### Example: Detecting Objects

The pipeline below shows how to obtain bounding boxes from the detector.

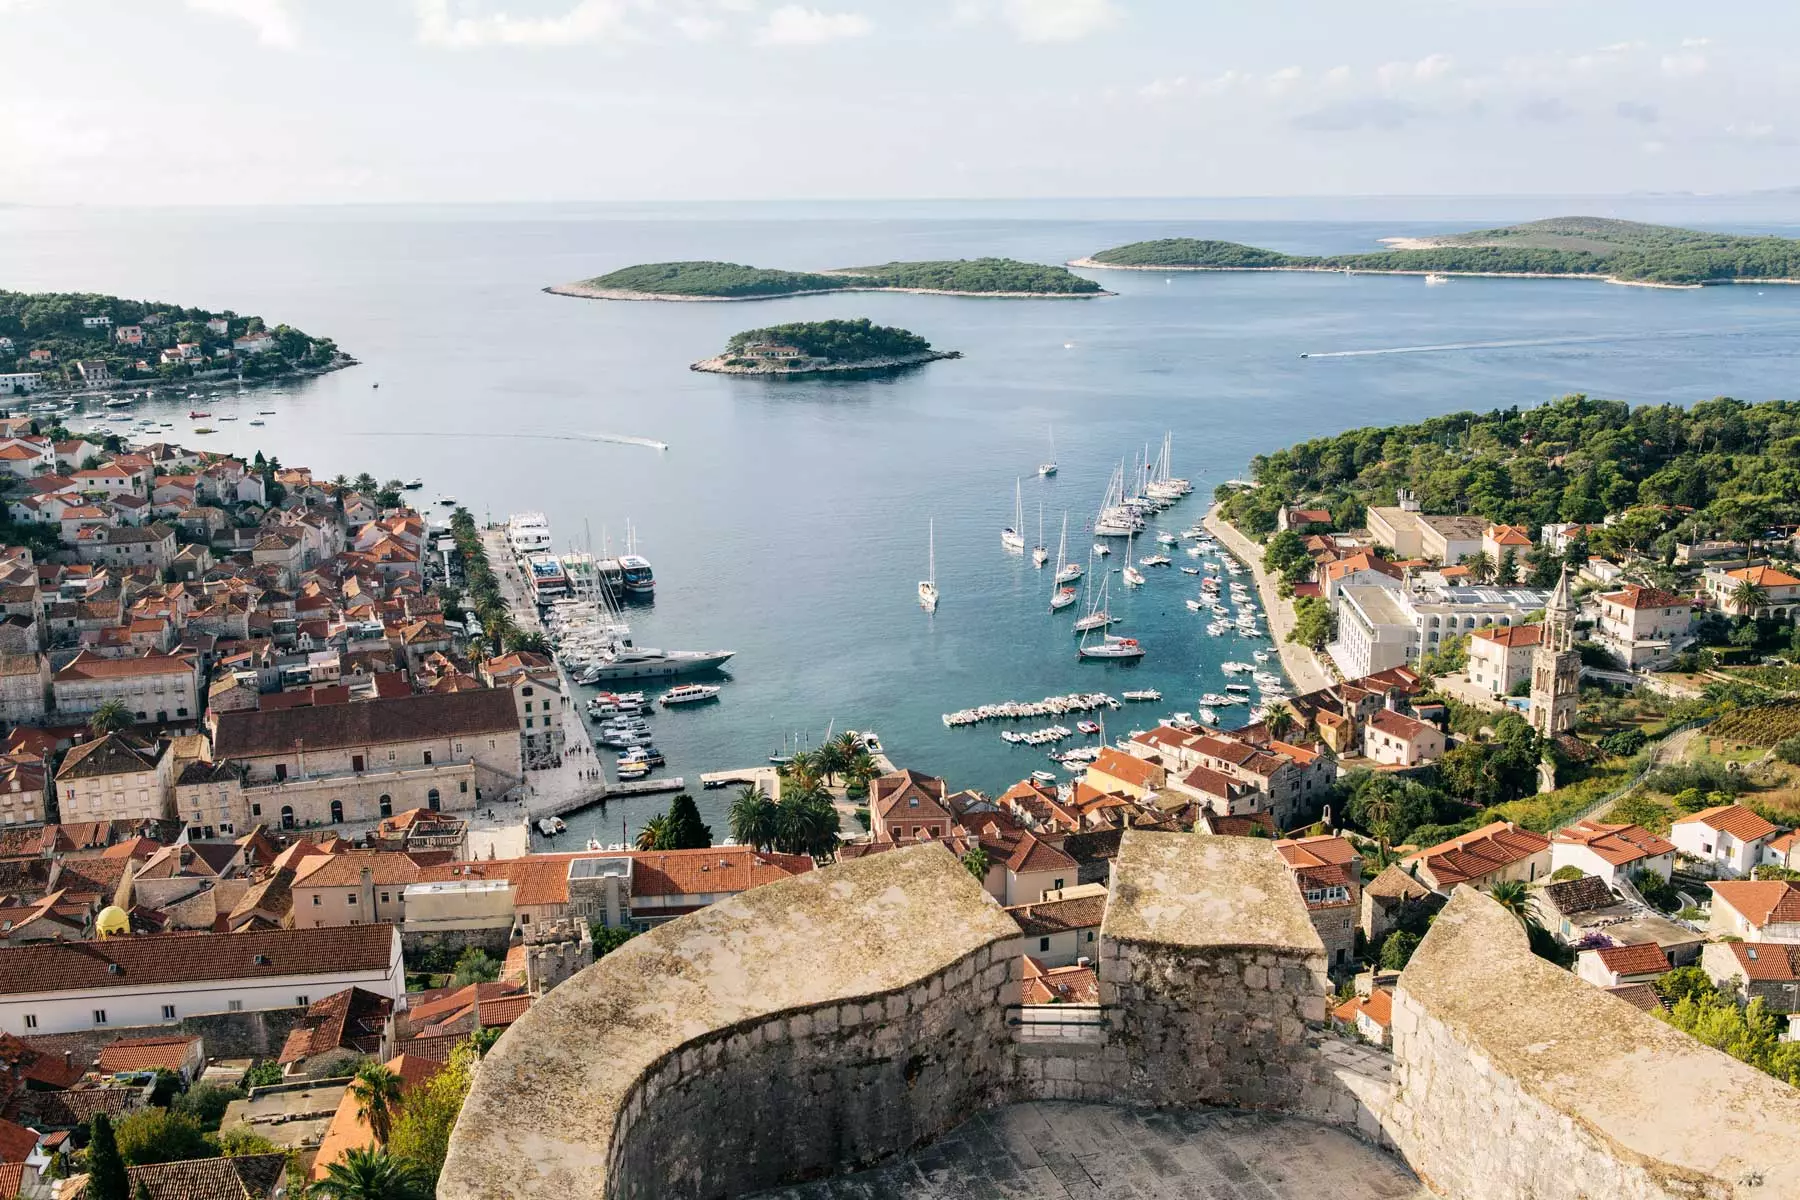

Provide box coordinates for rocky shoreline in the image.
[546,282,1109,303]
[1066,257,1800,291]
[691,350,960,376]
[29,353,359,398]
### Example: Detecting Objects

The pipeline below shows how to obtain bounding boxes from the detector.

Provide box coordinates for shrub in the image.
[1379,931,1421,971]
[1776,735,1800,765]
[1599,728,1647,757]
[1633,869,1681,913]
[1548,865,1586,883]
[174,1083,243,1129]
[1643,760,1745,797]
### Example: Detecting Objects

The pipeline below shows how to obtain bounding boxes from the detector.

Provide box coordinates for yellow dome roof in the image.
[95,905,131,937]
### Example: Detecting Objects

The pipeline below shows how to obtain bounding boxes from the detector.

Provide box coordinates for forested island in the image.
[550,257,1107,301]
[1078,217,1800,286]
[1,289,347,393]
[691,318,957,376]
[1221,394,1800,564]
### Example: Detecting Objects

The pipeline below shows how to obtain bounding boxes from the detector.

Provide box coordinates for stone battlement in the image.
[441,833,1800,1200]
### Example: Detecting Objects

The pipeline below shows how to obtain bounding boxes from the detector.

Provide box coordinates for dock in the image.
[700,766,781,793]
[610,776,685,798]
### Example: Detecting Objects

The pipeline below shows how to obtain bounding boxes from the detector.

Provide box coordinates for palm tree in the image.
[960,845,989,882]
[1731,578,1768,616]
[783,751,823,797]
[729,785,777,852]
[844,750,879,795]
[308,1148,427,1200]
[1487,880,1540,932]
[349,1062,405,1146]
[1264,705,1296,741]
[635,814,670,851]
[1460,550,1495,583]
[88,699,133,736]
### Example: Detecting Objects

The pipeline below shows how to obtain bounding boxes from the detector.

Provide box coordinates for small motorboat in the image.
[1031,769,1058,785]
[1093,543,1111,557]
[403,478,423,489]
[1185,598,1205,612]
[1121,689,1161,702]
[1181,566,1200,576]
[188,410,210,418]
[438,496,456,506]
[248,419,264,426]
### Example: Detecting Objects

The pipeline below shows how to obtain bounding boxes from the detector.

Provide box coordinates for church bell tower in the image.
[1529,565,1581,737]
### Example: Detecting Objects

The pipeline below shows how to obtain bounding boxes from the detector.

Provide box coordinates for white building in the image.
[1702,565,1800,622]
[1466,624,1541,696]
[81,315,113,328]
[0,373,40,396]
[1331,585,1416,680]
[1361,708,1445,767]
[0,925,403,1036]
[1365,497,1486,565]
[1594,584,1692,669]
[1707,880,1800,944]
[1669,805,1780,878]
[1550,819,1676,887]
[53,733,175,823]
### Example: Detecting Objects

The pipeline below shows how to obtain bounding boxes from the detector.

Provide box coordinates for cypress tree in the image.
[663,793,712,850]
[86,1113,130,1200]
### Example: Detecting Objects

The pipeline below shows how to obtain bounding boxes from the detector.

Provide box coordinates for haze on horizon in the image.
[2,0,1798,207]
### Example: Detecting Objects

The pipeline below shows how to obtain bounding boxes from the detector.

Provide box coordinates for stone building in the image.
[1528,566,1580,737]
[52,649,200,724]
[53,733,174,824]
[0,653,49,725]
[1274,834,1362,971]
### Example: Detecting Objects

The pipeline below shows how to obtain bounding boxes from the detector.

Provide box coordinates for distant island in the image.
[550,258,1108,301]
[1075,217,1800,287]
[691,319,959,376]
[0,289,349,395]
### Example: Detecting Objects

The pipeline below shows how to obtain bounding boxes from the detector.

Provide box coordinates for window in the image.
[526,717,534,729]
[381,892,390,904]
[162,1004,176,1020]
[251,803,262,817]
[177,706,188,717]
[274,763,288,781]
[280,805,294,829]
[459,781,468,794]
[93,1010,108,1025]
[1052,878,1065,891]
[296,995,309,1007]
[522,687,534,698]
[388,750,396,762]
[228,1000,243,1013]
[22,1015,36,1030]
[352,755,365,772]
[347,893,357,904]
[330,799,344,824]
[427,788,440,811]
[423,750,433,766]
[1039,937,1050,952]
[1086,931,1095,942]
[379,794,392,818]
[312,895,321,906]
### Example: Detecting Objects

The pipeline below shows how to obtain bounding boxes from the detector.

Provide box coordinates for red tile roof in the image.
[1471,624,1542,648]
[278,986,393,1064]
[1590,942,1670,977]
[1671,804,1778,843]
[95,1035,200,1074]
[1722,564,1800,588]
[1708,880,1800,927]
[0,1120,38,1164]
[1722,941,1800,982]
[1601,584,1688,611]
[1553,820,1674,866]
[1088,747,1164,791]
[213,689,517,758]
[0,925,397,996]
[1275,835,1359,870]
[1404,820,1550,887]
[1366,708,1437,742]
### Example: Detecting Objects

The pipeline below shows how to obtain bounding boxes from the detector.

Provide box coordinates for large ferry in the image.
[506,512,553,557]
[580,646,733,682]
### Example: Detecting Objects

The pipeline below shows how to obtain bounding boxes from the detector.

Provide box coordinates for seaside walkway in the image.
[1203,507,1337,696]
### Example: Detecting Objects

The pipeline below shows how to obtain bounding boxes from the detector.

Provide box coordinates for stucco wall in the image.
[1387,889,1800,1200]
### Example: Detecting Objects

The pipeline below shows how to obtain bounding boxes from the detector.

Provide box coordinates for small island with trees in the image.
[692,318,958,376]
[550,257,1108,301]
[1076,216,1800,287]
[1,288,349,395]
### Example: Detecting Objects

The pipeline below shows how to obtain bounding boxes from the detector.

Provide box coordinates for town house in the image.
[210,689,523,830]
[1402,820,1552,893]
[52,734,174,824]
[1550,819,1676,887]
[1594,584,1692,669]
[1703,565,1800,621]
[1361,708,1445,768]
[1275,835,1362,970]
[869,770,954,842]
[1706,880,1800,943]
[52,649,199,723]
[1466,624,1541,697]
[1669,805,1779,878]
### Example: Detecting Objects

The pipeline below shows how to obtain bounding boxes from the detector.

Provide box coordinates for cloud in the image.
[1265,65,1303,95]
[1001,0,1117,43]
[1660,50,1707,77]
[184,0,296,47]
[1680,36,1711,48]
[1517,96,1574,123]
[414,0,630,48]
[1376,54,1451,90]
[1614,100,1658,124]
[1292,97,1418,132]
[673,14,724,39]
[754,5,872,45]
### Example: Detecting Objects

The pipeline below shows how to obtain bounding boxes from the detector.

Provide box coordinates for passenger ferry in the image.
[526,554,569,602]
[660,683,722,707]
[616,554,655,595]
[506,512,553,558]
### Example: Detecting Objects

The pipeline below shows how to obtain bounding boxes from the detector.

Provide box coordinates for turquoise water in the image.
[7,200,1800,841]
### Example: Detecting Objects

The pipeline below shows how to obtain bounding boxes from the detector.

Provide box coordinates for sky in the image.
[2,0,1799,204]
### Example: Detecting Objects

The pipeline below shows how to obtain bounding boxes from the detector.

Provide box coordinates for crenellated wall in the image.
[441,832,1800,1200]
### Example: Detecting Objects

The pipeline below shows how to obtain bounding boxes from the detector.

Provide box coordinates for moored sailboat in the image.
[1032,503,1049,567]
[1001,478,1025,551]
[918,518,939,613]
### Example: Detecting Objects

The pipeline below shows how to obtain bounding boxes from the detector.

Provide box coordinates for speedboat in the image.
[1139,554,1171,567]
[1181,566,1200,575]
[1121,689,1161,702]
[1184,598,1206,612]
[1155,532,1177,546]
[1198,707,1218,724]
[1092,543,1111,557]
[403,478,423,489]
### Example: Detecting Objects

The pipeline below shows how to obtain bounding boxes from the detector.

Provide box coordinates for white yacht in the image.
[1079,633,1145,661]
[1002,478,1026,552]
[506,512,553,557]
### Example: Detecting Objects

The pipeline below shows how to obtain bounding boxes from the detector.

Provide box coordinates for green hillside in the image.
[576,257,1102,298]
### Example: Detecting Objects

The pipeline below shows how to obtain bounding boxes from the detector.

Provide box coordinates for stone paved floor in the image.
[754,1103,1428,1200]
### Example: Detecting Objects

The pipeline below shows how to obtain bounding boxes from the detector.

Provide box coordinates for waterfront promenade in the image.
[1202,506,1337,696]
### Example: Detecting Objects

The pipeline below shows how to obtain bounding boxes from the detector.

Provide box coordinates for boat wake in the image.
[1299,324,1800,360]
[345,429,668,451]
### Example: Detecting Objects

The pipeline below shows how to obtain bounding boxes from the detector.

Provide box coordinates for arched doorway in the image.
[427,788,441,811]
[379,794,393,818]
[280,806,295,829]
[329,799,344,824]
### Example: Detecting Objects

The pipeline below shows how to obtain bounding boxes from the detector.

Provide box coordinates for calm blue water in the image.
[7,199,1800,841]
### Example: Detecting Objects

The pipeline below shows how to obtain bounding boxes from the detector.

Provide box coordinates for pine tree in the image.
[86,1113,130,1200]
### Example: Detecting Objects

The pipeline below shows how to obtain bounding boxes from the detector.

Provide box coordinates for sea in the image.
[6,196,1800,845]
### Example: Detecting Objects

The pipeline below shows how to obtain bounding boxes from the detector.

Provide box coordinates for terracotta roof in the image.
[1588,942,1670,977]
[1179,764,1245,800]
[1671,804,1778,842]
[1332,987,1393,1028]
[1722,941,1800,982]
[54,734,161,781]
[1539,873,1614,917]
[1324,552,1400,582]
[1005,894,1106,936]
[95,1035,199,1074]
[1485,524,1532,546]
[126,1154,288,1200]
[1196,811,1278,838]
[1721,564,1800,588]
[311,1053,444,1181]
[0,1119,38,1164]
[1604,983,1665,1013]
[1708,880,1800,927]
[1020,962,1099,1005]
[0,925,396,996]
[1470,623,1542,648]
[1275,835,1359,870]
[1366,709,1437,742]
[294,850,438,889]
[628,848,813,898]
[53,649,190,681]
[1088,747,1164,791]
[1601,584,1688,611]
[1362,863,1431,901]
[279,986,393,1064]
[870,769,950,824]
[0,1032,84,1088]
[1403,820,1550,887]
[213,688,518,758]
[1553,820,1674,866]
[1769,831,1799,857]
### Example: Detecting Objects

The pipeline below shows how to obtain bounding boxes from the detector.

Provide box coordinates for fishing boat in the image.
[1121,689,1161,702]
[536,817,567,837]
[661,683,722,706]
[1032,503,1049,568]
[1038,426,1057,477]
[1075,720,1101,735]
[1079,632,1145,661]
[1001,478,1025,551]
[918,518,939,613]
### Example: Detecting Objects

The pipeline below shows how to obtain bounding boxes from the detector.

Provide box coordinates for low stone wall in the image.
[1388,889,1800,1200]
[440,844,1023,1200]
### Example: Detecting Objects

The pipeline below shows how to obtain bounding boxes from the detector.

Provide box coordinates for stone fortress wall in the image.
[441,833,1800,1200]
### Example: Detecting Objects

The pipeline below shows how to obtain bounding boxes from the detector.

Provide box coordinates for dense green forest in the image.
[723,319,934,364]
[1086,217,1800,284]
[1,289,339,385]
[580,257,1101,297]
[1221,394,1800,561]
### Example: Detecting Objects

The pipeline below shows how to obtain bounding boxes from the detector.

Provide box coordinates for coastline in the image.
[1201,505,1338,698]
[545,282,1112,303]
[31,353,359,398]
[690,350,959,376]
[1066,257,1800,291]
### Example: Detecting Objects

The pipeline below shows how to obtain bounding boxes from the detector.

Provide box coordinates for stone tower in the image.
[1529,565,1581,737]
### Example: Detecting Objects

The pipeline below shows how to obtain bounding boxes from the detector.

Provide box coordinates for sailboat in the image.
[1049,515,1078,610]
[1122,530,1145,588]
[1038,426,1057,477]
[1078,583,1145,660]
[1054,513,1082,584]
[1032,503,1049,567]
[1072,561,1114,632]
[1001,478,1025,551]
[918,519,939,613]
